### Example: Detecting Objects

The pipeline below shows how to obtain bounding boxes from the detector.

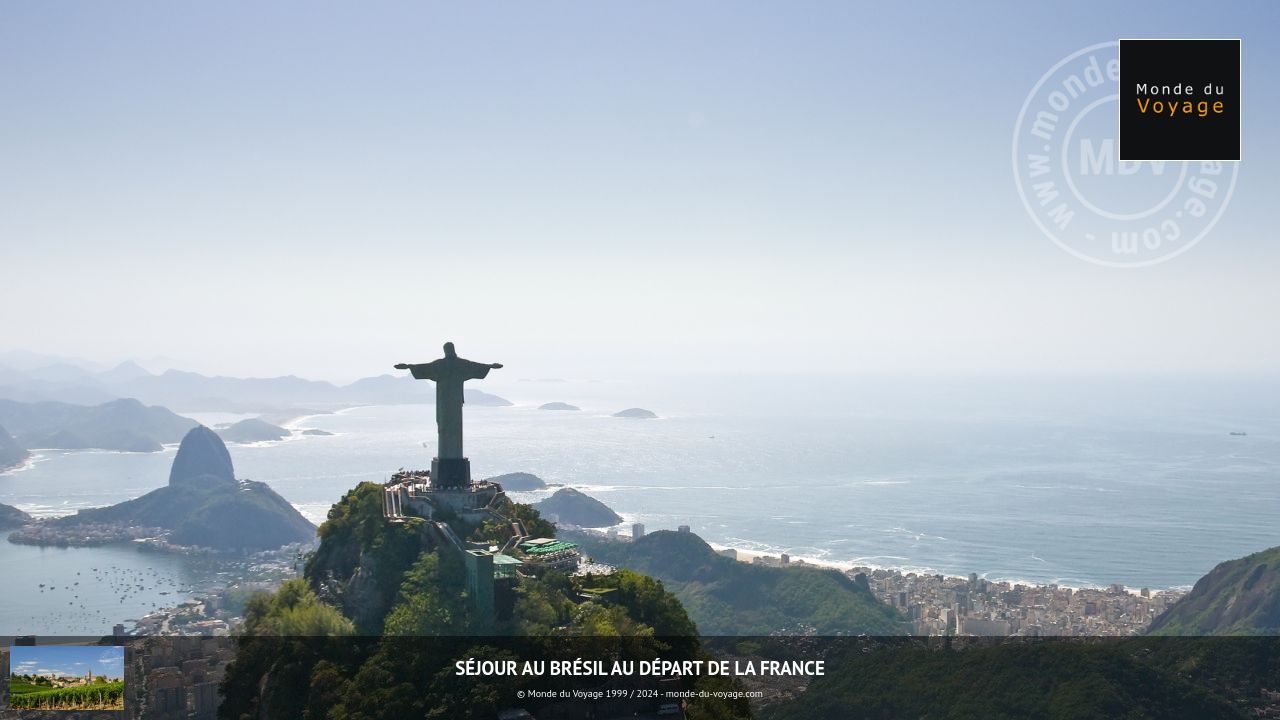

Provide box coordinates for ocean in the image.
[1,373,1277,635]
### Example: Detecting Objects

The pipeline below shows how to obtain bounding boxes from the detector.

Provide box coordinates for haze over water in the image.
[2,373,1277,634]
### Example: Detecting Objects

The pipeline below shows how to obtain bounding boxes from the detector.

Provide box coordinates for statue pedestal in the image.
[431,457,471,489]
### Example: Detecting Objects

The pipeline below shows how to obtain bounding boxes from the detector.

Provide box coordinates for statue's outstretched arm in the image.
[394,363,411,370]
[490,363,503,369]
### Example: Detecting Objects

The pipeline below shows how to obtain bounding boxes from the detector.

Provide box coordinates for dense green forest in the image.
[570,529,904,635]
[758,637,1280,720]
[220,482,751,720]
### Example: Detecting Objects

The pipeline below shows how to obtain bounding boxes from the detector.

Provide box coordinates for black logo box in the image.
[1119,39,1241,161]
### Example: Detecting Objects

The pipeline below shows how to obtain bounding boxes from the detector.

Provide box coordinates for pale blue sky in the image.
[9,645,124,679]
[2,2,1277,381]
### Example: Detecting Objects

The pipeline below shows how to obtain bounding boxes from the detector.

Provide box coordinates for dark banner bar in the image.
[4,636,1280,719]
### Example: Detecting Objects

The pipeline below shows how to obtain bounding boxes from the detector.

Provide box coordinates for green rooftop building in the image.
[518,538,582,573]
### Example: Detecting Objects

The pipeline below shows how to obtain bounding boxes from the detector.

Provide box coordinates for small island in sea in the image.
[216,417,291,443]
[487,471,547,490]
[539,401,581,411]
[8,426,314,552]
[613,407,658,419]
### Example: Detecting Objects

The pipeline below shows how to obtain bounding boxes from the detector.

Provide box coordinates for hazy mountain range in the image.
[0,398,197,452]
[0,351,511,413]
[0,350,511,454]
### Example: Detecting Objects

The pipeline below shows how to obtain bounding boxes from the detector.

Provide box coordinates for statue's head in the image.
[443,342,457,357]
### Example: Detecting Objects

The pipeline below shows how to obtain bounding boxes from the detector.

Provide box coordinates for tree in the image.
[243,578,355,636]
[384,550,477,636]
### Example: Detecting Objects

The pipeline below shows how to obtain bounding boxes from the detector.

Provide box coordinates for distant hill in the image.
[488,472,547,490]
[108,369,344,411]
[0,423,29,470]
[571,529,904,635]
[463,388,513,406]
[24,426,314,552]
[535,488,621,528]
[613,407,657,419]
[1148,545,1280,635]
[217,418,291,443]
[0,398,196,452]
[168,426,237,488]
[539,402,580,411]
[97,360,152,384]
[0,502,31,529]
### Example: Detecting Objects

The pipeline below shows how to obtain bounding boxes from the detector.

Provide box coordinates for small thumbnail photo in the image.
[8,645,125,711]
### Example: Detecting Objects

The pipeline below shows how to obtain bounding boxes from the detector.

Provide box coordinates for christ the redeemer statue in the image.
[395,342,502,488]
